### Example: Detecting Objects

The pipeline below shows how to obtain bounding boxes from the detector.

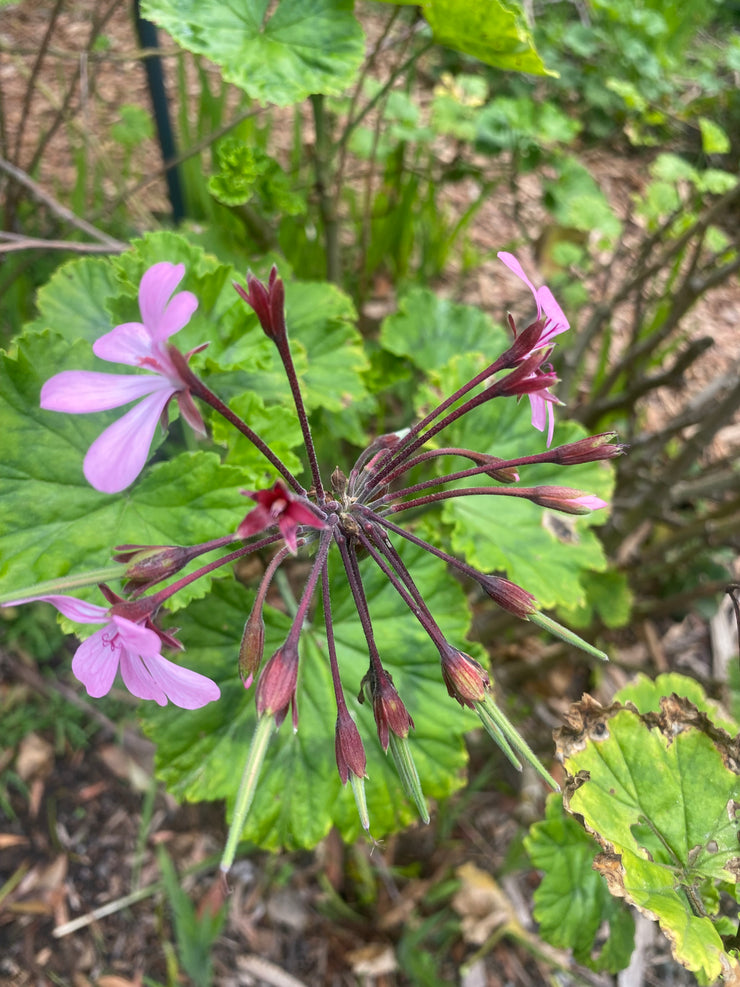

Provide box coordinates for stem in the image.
[356,525,446,650]
[310,94,340,285]
[273,335,325,502]
[366,351,554,494]
[147,534,282,609]
[219,715,274,874]
[386,485,546,515]
[284,528,334,644]
[335,532,384,677]
[174,359,304,494]
[0,567,125,604]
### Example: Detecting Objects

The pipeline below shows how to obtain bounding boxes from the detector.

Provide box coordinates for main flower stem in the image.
[171,353,304,494]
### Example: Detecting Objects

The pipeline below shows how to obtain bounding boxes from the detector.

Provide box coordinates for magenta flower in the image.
[2,593,220,708]
[40,262,206,494]
[497,252,570,445]
[236,482,326,554]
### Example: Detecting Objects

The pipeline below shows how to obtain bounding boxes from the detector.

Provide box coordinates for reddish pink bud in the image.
[113,543,194,594]
[475,574,538,618]
[360,667,414,750]
[529,486,609,515]
[239,604,265,689]
[551,433,625,465]
[255,639,300,726]
[439,646,489,708]
[335,706,367,783]
[234,266,287,341]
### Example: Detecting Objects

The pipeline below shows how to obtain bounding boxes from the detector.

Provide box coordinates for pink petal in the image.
[140,652,221,709]
[83,388,174,493]
[138,262,186,334]
[72,626,121,697]
[573,494,608,511]
[93,322,152,366]
[41,370,168,414]
[278,518,300,554]
[118,647,169,704]
[110,615,164,656]
[528,393,548,435]
[497,251,538,300]
[536,286,569,338]
[154,291,198,344]
[1,593,108,624]
[236,504,271,539]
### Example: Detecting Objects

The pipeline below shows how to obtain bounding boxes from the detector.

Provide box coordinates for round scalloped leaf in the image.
[140,542,479,850]
[141,0,365,106]
[524,794,635,972]
[557,695,740,981]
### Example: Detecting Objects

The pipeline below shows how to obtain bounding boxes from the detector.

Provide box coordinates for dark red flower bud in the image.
[475,574,538,618]
[255,639,300,726]
[439,646,490,708]
[234,266,287,342]
[360,667,414,750]
[335,706,367,783]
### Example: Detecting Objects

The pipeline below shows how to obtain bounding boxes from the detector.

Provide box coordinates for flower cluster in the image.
[3,254,622,866]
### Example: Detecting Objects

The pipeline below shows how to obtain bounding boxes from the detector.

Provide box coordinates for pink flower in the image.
[2,593,220,708]
[497,252,570,446]
[236,482,326,554]
[40,262,206,494]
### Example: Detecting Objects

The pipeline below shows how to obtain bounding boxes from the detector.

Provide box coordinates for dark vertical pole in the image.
[133,0,185,223]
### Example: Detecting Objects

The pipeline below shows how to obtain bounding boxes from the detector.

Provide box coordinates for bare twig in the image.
[0,157,126,249]
[0,233,125,254]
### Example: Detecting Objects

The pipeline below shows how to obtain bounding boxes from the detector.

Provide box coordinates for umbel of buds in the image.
[6,253,621,875]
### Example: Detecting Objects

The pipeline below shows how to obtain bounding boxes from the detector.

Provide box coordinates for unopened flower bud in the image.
[234,266,287,342]
[255,639,300,726]
[239,605,265,688]
[113,543,193,594]
[439,646,490,708]
[529,486,608,515]
[359,667,414,750]
[551,433,625,465]
[335,706,367,783]
[475,574,538,618]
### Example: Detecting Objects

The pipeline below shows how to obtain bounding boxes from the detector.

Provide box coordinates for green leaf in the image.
[614,672,739,735]
[380,287,505,373]
[525,794,635,972]
[558,696,740,981]
[421,0,552,76]
[141,0,366,106]
[140,543,479,850]
[698,117,731,155]
[413,353,614,612]
[566,570,633,629]
[22,256,119,343]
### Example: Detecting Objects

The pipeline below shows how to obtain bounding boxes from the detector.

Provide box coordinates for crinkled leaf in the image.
[413,353,613,612]
[140,543,479,850]
[380,287,505,373]
[141,0,365,106]
[21,256,119,343]
[557,696,740,981]
[211,390,305,479]
[525,794,635,972]
[615,673,739,735]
